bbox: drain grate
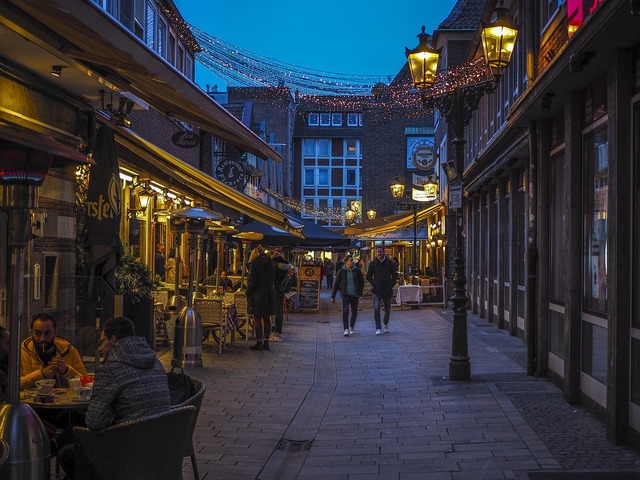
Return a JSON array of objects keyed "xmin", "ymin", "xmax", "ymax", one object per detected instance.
[{"xmin": 276, "ymin": 438, "xmax": 313, "ymax": 452}]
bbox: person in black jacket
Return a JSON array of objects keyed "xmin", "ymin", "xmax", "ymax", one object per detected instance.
[
  {"xmin": 246, "ymin": 246, "xmax": 276, "ymax": 351},
  {"xmin": 270, "ymin": 250, "xmax": 293, "ymax": 341},
  {"xmin": 366, "ymin": 247, "xmax": 398, "ymax": 335},
  {"xmin": 330, "ymin": 255, "xmax": 364, "ymax": 337}
]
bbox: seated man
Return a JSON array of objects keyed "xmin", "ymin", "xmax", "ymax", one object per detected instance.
[
  {"xmin": 58, "ymin": 316, "xmax": 171, "ymax": 479},
  {"xmin": 20, "ymin": 312, "xmax": 87, "ymax": 389}
]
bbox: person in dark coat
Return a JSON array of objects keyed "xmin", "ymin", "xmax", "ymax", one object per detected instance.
[
  {"xmin": 270, "ymin": 250, "xmax": 293, "ymax": 341},
  {"xmin": 330, "ymin": 255, "xmax": 364, "ymax": 336},
  {"xmin": 246, "ymin": 246, "xmax": 276, "ymax": 351},
  {"xmin": 366, "ymin": 246, "xmax": 398, "ymax": 335}
]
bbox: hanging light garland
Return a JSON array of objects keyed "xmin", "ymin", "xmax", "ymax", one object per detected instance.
[{"xmin": 262, "ymin": 187, "xmax": 347, "ymax": 222}]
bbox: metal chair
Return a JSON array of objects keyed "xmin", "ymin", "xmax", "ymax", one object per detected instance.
[
  {"xmin": 174, "ymin": 378, "xmax": 206, "ymax": 480},
  {"xmin": 73, "ymin": 406, "xmax": 195, "ymax": 480},
  {"xmin": 193, "ymin": 297, "xmax": 225, "ymax": 354}
]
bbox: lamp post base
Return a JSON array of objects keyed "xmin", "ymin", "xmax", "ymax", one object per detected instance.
[{"xmin": 449, "ymin": 357, "xmax": 471, "ymax": 381}]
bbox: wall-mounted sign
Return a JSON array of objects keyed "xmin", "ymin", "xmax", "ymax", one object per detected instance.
[
  {"xmin": 215, "ymin": 158, "xmax": 246, "ymax": 188},
  {"xmin": 172, "ymin": 131, "xmax": 200, "ymax": 148},
  {"xmin": 449, "ymin": 183, "xmax": 463, "ymax": 209},
  {"xmin": 406, "ymin": 137, "xmax": 436, "ymax": 171}
]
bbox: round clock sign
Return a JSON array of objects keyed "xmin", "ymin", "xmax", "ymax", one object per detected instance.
[
  {"xmin": 407, "ymin": 138, "xmax": 437, "ymax": 171},
  {"xmin": 215, "ymin": 159, "xmax": 246, "ymax": 188}
]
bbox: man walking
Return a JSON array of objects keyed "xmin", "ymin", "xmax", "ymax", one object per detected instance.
[
  {"xmin": 366, "ymin": 247, "xmax": 397, "ymax": 335},
  {"xmin": 324, "ymin": 258, "xmax": 335, "ymax": 289},
  {"xmin": 330, "ymin": 255, "xmax": 364, "ymax": 336}
]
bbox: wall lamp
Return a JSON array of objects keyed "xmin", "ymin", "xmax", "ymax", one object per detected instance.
[
  {"xmin": 50, "ymin": 66, "xmax": 63, "ymax": 77},
  {"xmin": 367, "ymin": 209, "xmax": 377, "ymax": 220}
]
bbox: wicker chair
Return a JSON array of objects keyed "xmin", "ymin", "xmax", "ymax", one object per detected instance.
[
  {"xmin": 73, "ymin": 405, "xmax": 195, "ymax": 480},
  {"xmin": 174, "ymin": 378, "xmax": 206, "ymax": 480},
  {"xmin": 233, "ymin": 292, "xmax": 252, "ymax": 339},
  {"xmin": 193, "ymin": 297, "xmax": 225, "ymax": 354},
  {"xmin": 0, "ymin": 439, "xmax": 9, "ymax": 480}
]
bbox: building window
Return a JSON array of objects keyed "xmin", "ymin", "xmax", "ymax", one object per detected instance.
[
  {"xmin": 303, "ymin": 139, "xmax": 316, "ymax": 156},
  {"xmin": 583, "ymin": 126, "xmax": 608, "ymax": 314},
  {"xmin": 347, "ymin": 113, "xmax": 358, "ymax": 126},
  {"xmin": 308, "ymin": 113, "xmax": 319, "ymax": 126},
  {"xmin": 318, "ymin": 169, "xmax": 329, "ymax": 186},
  {"xmin": 304, "ymin": 169, "xmax": 315, "ymax": 186},
  {"xmin": 346, "ymin": 169, "xmax": 356, "ymax": 186},
  {"xmin": 145, "ymin": 2, "xmax": 156, "ymax": 50},
  {"xmin": 359, "ymin": 114, "xmax": 363, "ymax": 127},
  {"xmin": 317, "ymin": 139, "xmax": 331, "ymax": 156},
  {"xmin": 541, "ymin": 0, "xmax": 562, "ymax": 33},
  {"xmin": 345, "ymin": 139, "xmax": 358, "ymax": 156},
  {"xmin": 331, "ymin": 113, "xmax": 342, "ymax": 126},
  {"xmin": 320, "ymin": 113, "xmax": 331, "ymax": 126},
  {"xmin": 157, "ymin": 18, "xmax": 167, "ymax": 58}
]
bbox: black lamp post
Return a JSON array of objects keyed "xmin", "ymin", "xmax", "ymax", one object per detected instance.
[{"xmin": 405, "ymin": 1, "xmax": 518, "ymax": 381}]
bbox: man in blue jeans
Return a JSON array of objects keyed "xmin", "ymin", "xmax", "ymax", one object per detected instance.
[
  {"xmin": 330, "ymin": 255, "xmax": 364, "ymax": 336},
  {"xmin": 366, "ymin": 247, "xmax": 398, "ymax": 335}
]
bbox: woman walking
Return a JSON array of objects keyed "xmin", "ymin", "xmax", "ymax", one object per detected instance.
[
  {"xmin": 330, "ymin": 255, "xmax": 364, "ymax": 336},
  {"xmin": 246, "ymin": 246, "xmax": 276, "ymax": 351}
]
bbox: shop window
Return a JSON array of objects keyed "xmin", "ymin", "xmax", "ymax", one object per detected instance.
[
  {"xmin": 549, "ymin": 308, "xmax": 565, "ymax": 358},
  {"xmin": 583, "ymin": 126, "xmax": 608, "ymax": 314},
  {"xmin": 581, "ymin": 321, "xmax": 607, "ymax": 384},
  {"xmin": 550, "ymin": 153, "xmax": 566, "ymax": 303},
  {"xmin": 632, "ymin": 338, "xmax": 640, "ymax": 405}
]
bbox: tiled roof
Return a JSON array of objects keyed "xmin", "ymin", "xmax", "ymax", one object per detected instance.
[{"xmin": 438, "ymin": 0, "xmax": 486, "ymax": 30}]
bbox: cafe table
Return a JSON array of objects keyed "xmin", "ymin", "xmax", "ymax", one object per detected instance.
[
  {"xmin": 21, "ymin": 388, "xmax": 91, "ymax": 410},
  {"xmin": 395, "ymin": 284, "xmax": 423, "ymax": 309}
]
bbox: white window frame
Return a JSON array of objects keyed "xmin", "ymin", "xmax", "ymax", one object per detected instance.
[
  {"xmin": 331, "ymin": 113, "xmax": 342, "ymax": 126},
  {"xmin": 308, "ymin": 113, "xmax": 319, "ymax": 126},
  {"xmin": 347, "ymin": 113, "xmax": 358, "ymax": 126},
  {"xmin": 320, "ymin": 113, "xmax": 331, "ymax": 126}
]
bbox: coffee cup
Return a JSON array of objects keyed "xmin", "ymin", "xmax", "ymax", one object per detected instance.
[
  {"xmin": 74, "ymin": 387, "xmax": 92, "ymax": 401},
  {"xmin": 68, "ymin": 377, "xmax": 81, "ymax": 389},
  {"xmin": 36, "ymin": 379, "xmax": 55, "ymax": 395}
]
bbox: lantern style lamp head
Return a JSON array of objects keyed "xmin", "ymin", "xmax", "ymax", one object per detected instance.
[
  {"xmin": 405, "ymin": 26, "xmax": 440, "ymax": 91},
  {"xmin": 367, "ymin": 209, "xmax": 377, "ymax": 220},
  {"xmin": 345, "ymin": 209, "xmax": 356, "ymax": 223},
  {"xmin": 481, "ymin": 0, "xmax": 519, "ymax": 81},
  {"xmin": 390, "ymin": 177, "xmax": 405, "ymax": 201}
]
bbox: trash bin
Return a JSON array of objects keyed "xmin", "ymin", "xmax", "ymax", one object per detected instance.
[{"xmin": 171, "ymin": 306, "xmax": 203, "ymax": 368}]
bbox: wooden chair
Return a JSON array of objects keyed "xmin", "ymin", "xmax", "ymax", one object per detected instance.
[
  {"xmin": 73, "ymin": 406, "xmax": 195, "ymax": 480},
  {"xmin": 193, "ymin": 297, "xmax": 225, "ymax": 354},
  {"xmin": 174, "ymin": 378, "xmax": 206, "ymax": 480}
]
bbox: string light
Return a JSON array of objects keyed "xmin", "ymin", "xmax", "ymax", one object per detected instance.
[
  {"xmin": 262, "ymin": 187, "xmax": 347, "ymax": 222},
  {"xmin": 161, "ymin": 8, "xmax": 202, "ymax": 54}
]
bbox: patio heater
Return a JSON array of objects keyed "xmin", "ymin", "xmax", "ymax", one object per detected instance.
[
  {"xmin": 0, "ymin": 143, "xmax": 90, "ymax": 478},
  {"xmin": 165, "ymin": 218, "xmax": 186, "ymax": 344},
  {"xmin": 170, "ymin": 206, "xmax": 222, "ymax": 368}
]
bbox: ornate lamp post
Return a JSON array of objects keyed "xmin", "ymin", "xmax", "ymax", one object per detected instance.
[{"xmin": 405, "ymin": 1, "xmax": 518, "ymax": 380}]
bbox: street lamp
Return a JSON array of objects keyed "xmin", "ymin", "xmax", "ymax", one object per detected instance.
[
  {"xmin": 406, "ymin": 0, "xmax": 518, "ymax": 381},
  {"xmin": 367, "ymin": 209, "xmax": 377, "ymax": 220}
]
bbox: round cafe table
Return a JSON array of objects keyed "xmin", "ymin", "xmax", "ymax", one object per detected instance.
[{"xmin": 21, "ymin": 388, "xmax": 90, "ymax": 410}]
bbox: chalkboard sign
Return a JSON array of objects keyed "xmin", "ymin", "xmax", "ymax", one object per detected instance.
[{"xmin": 298, "ymin": 266, "xmax": 320, "ymax": 312}]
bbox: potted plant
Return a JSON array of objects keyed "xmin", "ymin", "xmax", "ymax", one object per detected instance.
[{"xmin": 115, "ymin": 254, "xmax": 162, "ymax": 346}]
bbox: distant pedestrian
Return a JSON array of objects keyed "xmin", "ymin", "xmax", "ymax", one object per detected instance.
[
  {"xmin": 331, "ymin": 255, "xmax": 364, "ymax": 336},
  {"xmin": 155, "ymin": 243, "xmax": 166, "ymax": 280},
  {"xmin": 246, "ymin": 246, "xmax": 276, "ymax": 351},
  {"xmin": 366, "ymin": 247, "xmax": 397, "ymax": 335},
  {"xmin": 324, "ymin": 258, "xmax": 335, "ymax": 289}
]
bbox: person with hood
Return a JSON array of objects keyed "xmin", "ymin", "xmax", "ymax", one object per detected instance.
[
  {"xmin": 246, "ymin": 245, "xmax": 276, "ymax": 351},
  {"xmin": 366, "ymin": 247, "xmax": 398, "ymax": 335},
  {"xmin": 58, "ymin": 316, "xmax": 171, "ymax": 479},
  {"xmin": 270, "ymin": 250, "xmax": 293, "ymax": 341},
  {"xmin": 330, "ymin": 255, "xmax": 364, "ymax": 336},
  {"xmin": 20, "ymin": 312, "xmax": 87, "ymax": 389}
]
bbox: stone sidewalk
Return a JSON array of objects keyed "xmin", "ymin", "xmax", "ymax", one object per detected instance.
[{"xmin": 160, "ymin": 289, "xmax": 640, "ymax": 480}]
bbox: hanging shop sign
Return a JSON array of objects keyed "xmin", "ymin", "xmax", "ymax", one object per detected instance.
[
  {"xmin": 215, "ymin": 159, "xmax": 246, "ymax": 188},
  {"xmin": 172, "ymin": 131, "xmax": 200, "ymax": 148},
  {"xmin": 406, "ymin": 137, "xmax": 437, "ymax": 171}
]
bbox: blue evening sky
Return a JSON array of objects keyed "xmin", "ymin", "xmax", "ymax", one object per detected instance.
[{"xmin": 174, "ymin": 0, "xmax": 458, "ymax": 92}]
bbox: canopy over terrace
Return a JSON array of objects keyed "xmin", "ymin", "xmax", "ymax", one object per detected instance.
[
  {"xmin": 235, "ymin": 214, "xmax": 350, "ymax": 248},
  {"xmin": 102, "ymin": 117, "xmax": 303, "ymax": 236},
  {"xmin": 344, "ymin": 202, "xmax": 444, "ymax": 237}
]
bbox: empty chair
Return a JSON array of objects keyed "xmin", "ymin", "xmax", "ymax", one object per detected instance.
[
  {"xmin": 73, "ymin": 405, "xmax": 195, "ymax": 480},
  {"xmin": 233, "ymin": 291, "xmax": 252, "ymax": 339},
  {"xmin": 193, "ymin": 297, "xmax": 225, "ymax": 353},
  {"xmin": 174, "ymin": 377, "xmax": 206, "ymax": 480}
]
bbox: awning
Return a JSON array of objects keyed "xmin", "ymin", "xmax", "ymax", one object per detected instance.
[
  {"xmin": 7, "ymin": 0, "xmax": 283, "ymax": 162},
  {"xmin": 355, "ymin": 226, "xmax": 430, "ymax": 241},
  {"xmin": 345, "ymin": 203, "xmax": 444, "ymax": 237},
  {"xmin": 100, "ymin": 119, "xmax": 303, "ymax": 236}
]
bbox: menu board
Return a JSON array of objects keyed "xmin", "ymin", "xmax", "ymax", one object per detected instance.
[{"xmin": 298, "ymin": 266, "xmax": 321, "ymax": 312}]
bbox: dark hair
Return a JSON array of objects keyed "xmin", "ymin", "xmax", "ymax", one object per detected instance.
[
  {"xmin": 31, "ymin": 312, "xmax": 56, "ymax": 330},
  {"xmin": 103, "ymin": 316, "xmax": 136, "ymax": 340},
  {"xmin": 343, "ymin": 255, "xmax": 353, "ymax": 262}
]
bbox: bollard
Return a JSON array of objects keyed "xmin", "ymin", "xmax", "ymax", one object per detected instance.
[
  {"xmin": 0, "ymin": 404, "xmax": 50, "ymax": 479},
  {"xmin": 171, "ymin": 306, "xmax": 203, "ymax": 368}
]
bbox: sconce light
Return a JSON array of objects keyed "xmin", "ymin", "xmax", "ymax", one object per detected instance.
[
  {"xmin": 389, "ymin": 176, "xmax": 405, "ymax": 201},
  {"xmin": 569, "ymin": 51, "xmax": 595, "ymax": 73},
  {"xmin": 367, "ymin": 209, "xmax": 377, "ymax": 220},
  {"xmin": 50, "ymin": 66, "xmax": 63, "ymax": 77},
  {"xmin": 345, "ymin": 209, "xmax": 356, "ymax": 222}
]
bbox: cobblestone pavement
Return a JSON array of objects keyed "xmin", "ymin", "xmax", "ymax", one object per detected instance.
[{"xmin": 158, "ymin": 289, "xmax": 640, "ymax": 480}]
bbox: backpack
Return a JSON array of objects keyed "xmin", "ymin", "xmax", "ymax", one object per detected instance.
[{"xmin": 167, "ymin": 367, "xmax": 192, "ymax": 405}]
